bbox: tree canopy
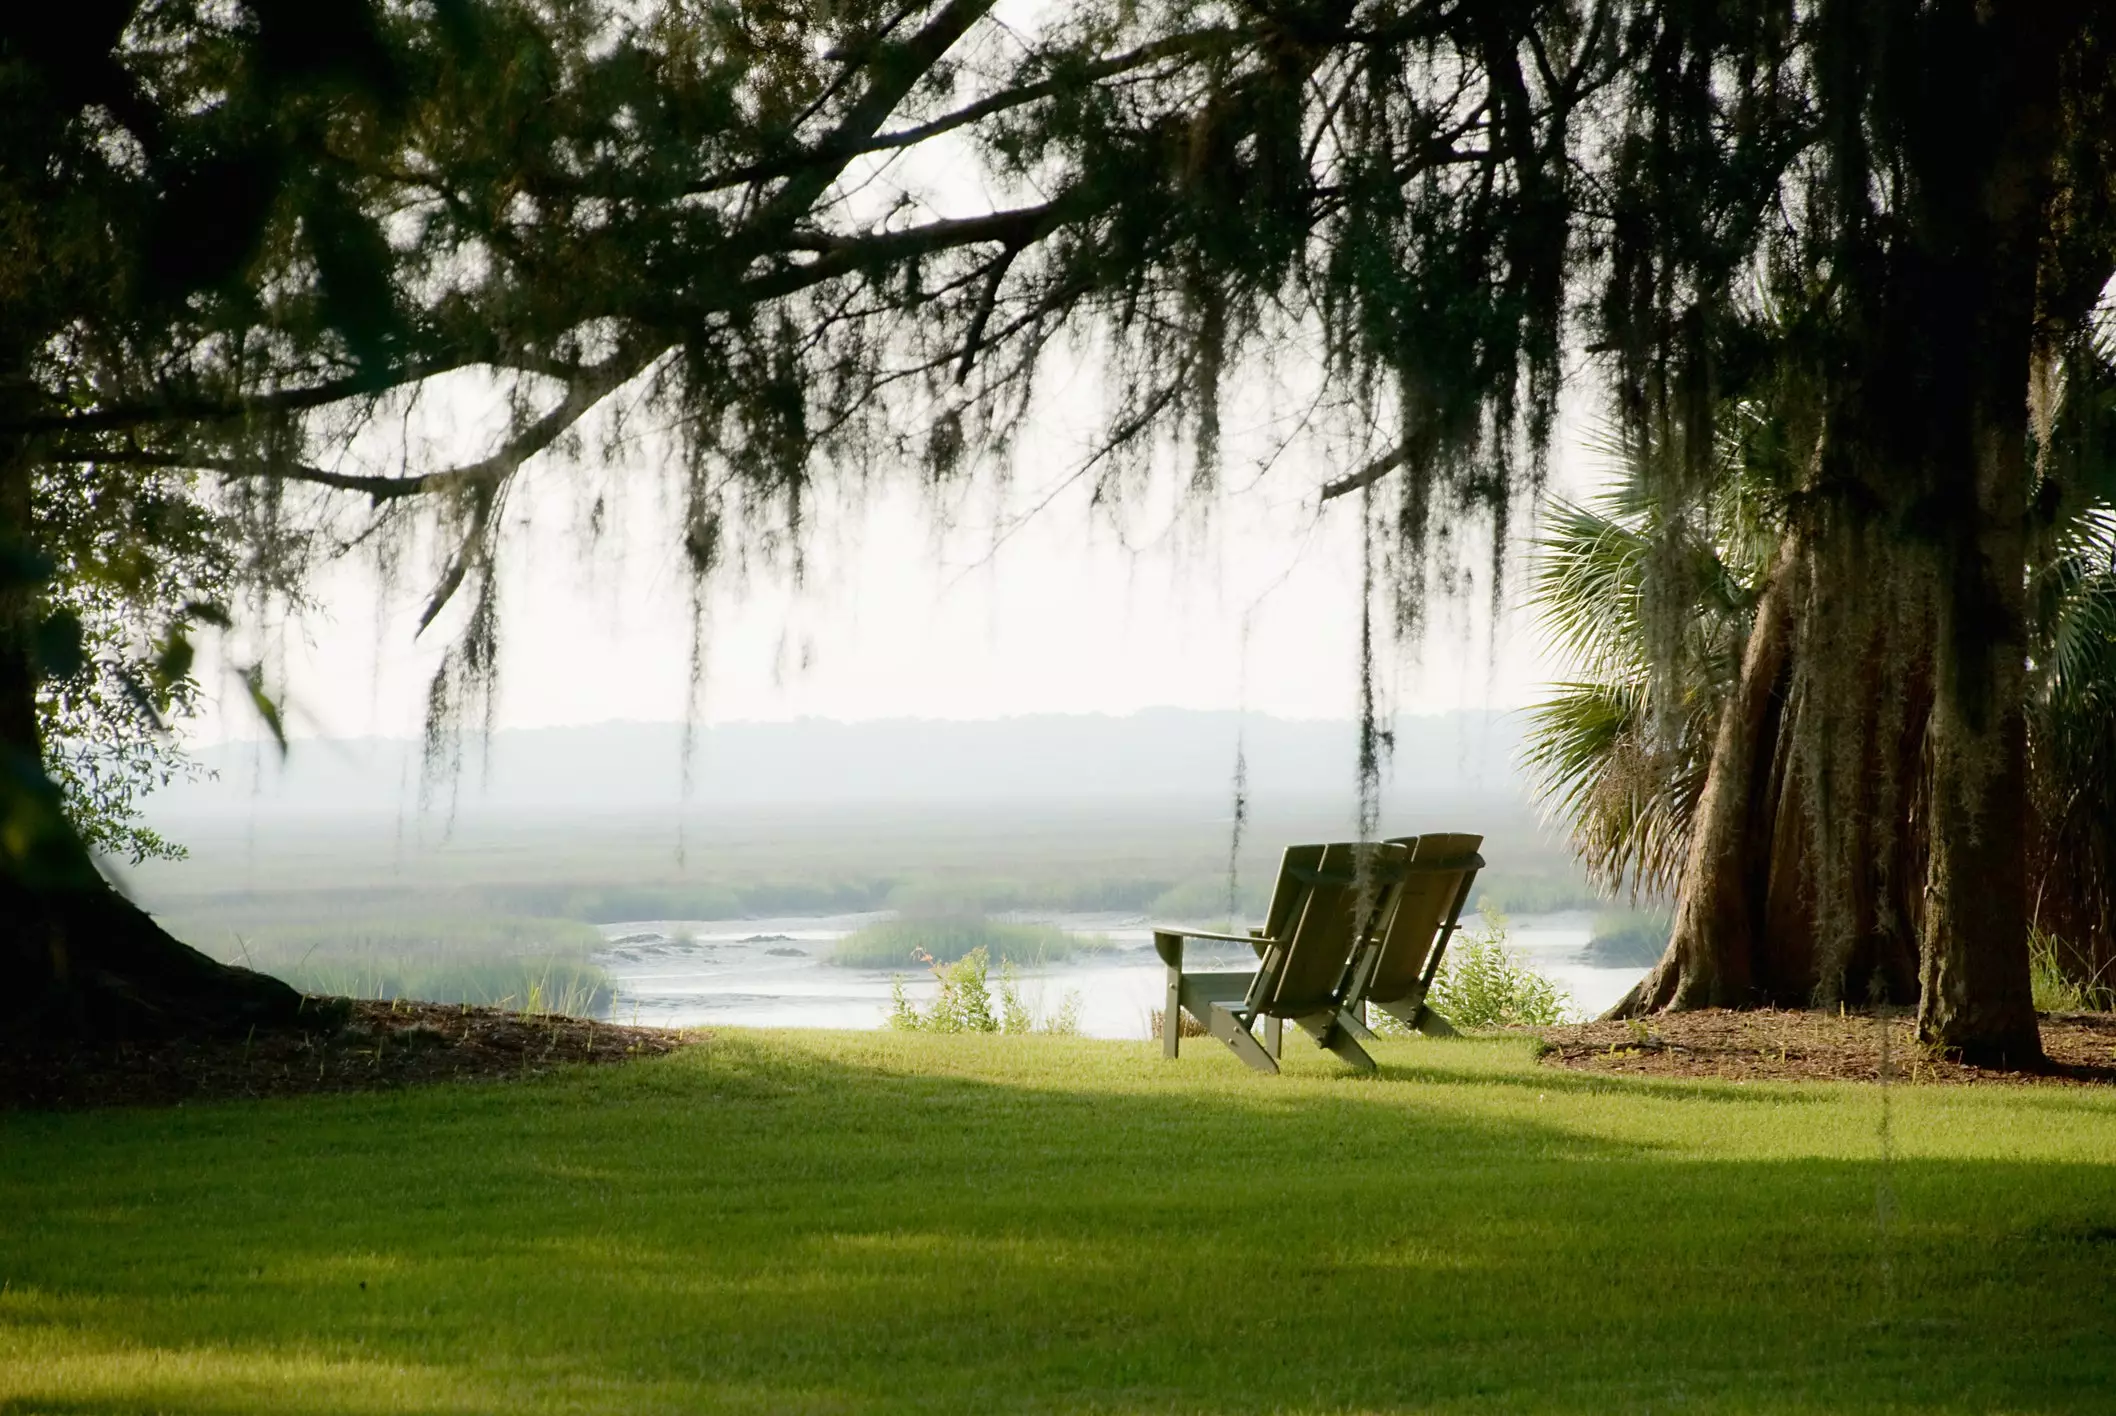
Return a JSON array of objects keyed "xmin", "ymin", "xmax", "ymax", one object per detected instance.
[{"xmin": 4, "ymin": 0, "xmax": 2114, "ymax": 1054}]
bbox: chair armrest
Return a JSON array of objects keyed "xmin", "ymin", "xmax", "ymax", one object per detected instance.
[
  {"xmin": 1157, "ymin": 926, "xmax": 1270, "ymax": 946},
  {"xmin": 1152, "ymin": 926, "xmax": 1277, "ymax": 967}
]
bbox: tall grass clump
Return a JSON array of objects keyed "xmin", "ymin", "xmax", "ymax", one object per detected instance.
[
  {"xmin": 887, "ymin": 948, "xmax": 1083, "ymax": 1034},
  {"xmin": 286, "ymin": 957, "xmax": 614, "ymax": 1017},
  {"xmin": 835, "ymin": 914, "xmax": 1110, "ymax": 968},
  {"xmin": 2029, "ymin": 927, "xmax": 2114, "ymax": 1013}
]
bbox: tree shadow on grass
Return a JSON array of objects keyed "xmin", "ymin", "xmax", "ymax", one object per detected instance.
[
  {"xmin": 1372, "ymin": 1053, "xmax": 1837, "ymax": 1105},
  {"xmin": 2, "ymin": 1034, "xmax": 2115, "ymax": 1414}
]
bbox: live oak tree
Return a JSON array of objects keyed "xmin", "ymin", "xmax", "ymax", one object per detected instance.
[
  {"xmin": 2, "ymin": 0, "xmax": 1595, "ymax": 1040},
  {"xmin": 1525, "ymin": 341, "xmax": 2116, "ymax": 1014},
  {"xmin": 6, "ymin": 1, "xmax": 2111, "ymax": 1063},
  {"xmin": 1563, "ymin": 2, "xmax": 2116, "ymax": 1064}
]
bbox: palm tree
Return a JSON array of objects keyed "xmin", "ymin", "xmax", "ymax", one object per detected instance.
[{"xmin": 1521, "ymin": 413, "xmax": 1780, "ymax": 899}]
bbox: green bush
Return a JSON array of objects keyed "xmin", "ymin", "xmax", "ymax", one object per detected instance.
[
  {"xmin": 887, "ymin": 948, "xmax": 1084, "ymax": 1034},
  {"xmin": 1423, "ymin": 906, "xmax": 1573, "ymax": 1029},
  {"xmin": 834, "ymin": 914, "xmax": 1111, "ymax": 968},
  {"xmin": 887, "ymin": 947, "xmax": 998, "ymax": 1033}
]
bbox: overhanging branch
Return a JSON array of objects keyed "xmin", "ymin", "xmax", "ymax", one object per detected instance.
[{"xmin": 1320, "ymin": 440, "xmax": 1412, "ymax": 501}]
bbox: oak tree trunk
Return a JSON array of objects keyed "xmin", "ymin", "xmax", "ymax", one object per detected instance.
[
  {"xmin": 1, "ymin": 434, "xmax": 303, "ymax": 1045},
  {"xmin": 1612, "ymin": 527, "xmax": 1929, "ymax": 1016},
  {"xmin": 1903, "ymin": 0, "xmax": 2054, "ymax": 1063},
  {"xmin": 1617, "ymin": 0, "xmax": 2057, "ymax": 1063}
]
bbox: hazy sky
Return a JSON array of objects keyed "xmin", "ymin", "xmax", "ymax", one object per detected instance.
[
  {"xmin": 172, "ymin": 11, "xmax": 1622, "ymax": 747},
  {"xmin": 190, "ymin": 358, "xmax": 1609, "ymax": 745}
]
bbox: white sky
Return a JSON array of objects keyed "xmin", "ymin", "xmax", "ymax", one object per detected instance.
[{"xmin": 190, "ymin": 367, "xmax": 1605, "ymax": 745}]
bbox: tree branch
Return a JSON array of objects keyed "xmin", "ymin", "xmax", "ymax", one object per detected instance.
[
  {"xmin": 1320, "ymin": 440, "xmax": 1414, "ymax": 501},
  {"xmin": 689, "ymin": 29, "xmax": 1239, "ymax": 198},
  {"xmin": 46, "ymin": 446, "xmax": 452, "ymax": 502},
  {"xmin": 8, "ymin": 356, "xmax": 484, "ymax": 438}
]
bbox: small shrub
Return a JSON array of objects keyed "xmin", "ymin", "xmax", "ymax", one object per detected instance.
[
  {"xmin": 1044, "ymin": 990, "xmax": 1084, "ymax": 1037},
  {"xmin": 888, "ymin": 947, "xmax": 998, "ymax": 1032},
  {"xmin": 997, "ymin": 964, "xmax": 1035, "ymax": 1035},
  {"xmin": 888, "ymin": 951, "xmax": 1085, "ymax": 1034},
  {"xmin": 1424, "ymin": 906, "xmax": 1574, "ymax": 1029}
]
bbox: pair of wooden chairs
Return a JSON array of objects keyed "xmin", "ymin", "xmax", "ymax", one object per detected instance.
[{"xmin": 1153, "ymin": 834, "xmax": 1484, "ymax": 1075}]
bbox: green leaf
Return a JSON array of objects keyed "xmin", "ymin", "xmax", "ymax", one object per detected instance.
[{"xmin": 154, "ymin": 629, "xmax": 196, "ymax": 690}]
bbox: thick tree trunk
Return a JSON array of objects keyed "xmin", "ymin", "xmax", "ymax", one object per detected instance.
[
  {"xmin": 1905, "ymin": 0, "xmax": 2056, "ymax": 1063},
  {"xmin": 1617, "ymin": 2, "xmax": 2061, "ymax": 1060},
  {"xmin": 1615, "ymin": 540, "xmax": 1795, "ymax": 1012},
  {"xmin": 1, "ymin": 437, "xmax": 303, "ymax": 1044},
  {"xmin": 1611, "ymin": 528, "xmax": 1929, "ymax": 1017}
]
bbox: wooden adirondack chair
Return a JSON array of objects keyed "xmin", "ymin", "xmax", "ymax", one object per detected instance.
[
  {"xmin": 1342, "ymin": 833, "xmax": 1484, "ymax": 1038},
  {"xmin": 1153, "ymin": 840, "xmax": 1409, "ymax": 1075}
]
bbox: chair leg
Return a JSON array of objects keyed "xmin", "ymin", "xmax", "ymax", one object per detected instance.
[
  {"xmin": 1375, "ymin": 996, "xmax": 1460, "ymax": 1038},
  {"xmin": 1337, "ymin": 1008, "xmax": 1379, "ymax": 1043},
  {"xmin": 1163, "ymin": 966, "xmax": 1182, "ymax": 1059},
  {"xmin": 1294, "ymin": 1012, "xmax": 1376, "ymax": 1073},
  {"xmin": 1263, "ymin": 1014, "xmax": 1283, "ymax": 1060},
  {"xmin": 1208, "ymin": 1005, "xmax": 1280, "ymax": 1074},
  {"xmin": 1413, "ymin": 1006, "xmax": 1459, "ymax": 1038}
]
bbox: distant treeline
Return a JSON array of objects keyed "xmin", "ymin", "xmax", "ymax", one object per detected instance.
[{"xmin": 174, "ymin": 866, "xmax": 1610, "ymax": 929}]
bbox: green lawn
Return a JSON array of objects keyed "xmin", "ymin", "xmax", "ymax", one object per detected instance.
[{"xmin": 4, "ymin": 1032, "xmax": 2114, "ymax": 1414}]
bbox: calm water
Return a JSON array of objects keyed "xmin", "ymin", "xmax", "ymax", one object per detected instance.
[{"xmin": 596, "ymin": 910, "xmax": 1645, "ymax": 1037}]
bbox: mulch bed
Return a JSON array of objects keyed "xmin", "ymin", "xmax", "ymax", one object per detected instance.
[
  {"xmin": 0, "ymin": 998, "xmax": 696, "ymax": 1111},
  {"xmin": 1535, "ymin": 1008, "xmax": 2116, "ymax": 1086}
]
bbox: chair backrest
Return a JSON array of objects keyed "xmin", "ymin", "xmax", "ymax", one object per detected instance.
[
  {"xmin": 1358, "ymin": 833, "xmax": 1484, "ymax": 1006},
  {"xmin": 1258, "ymin": 843, "xmax": 1325, "ymax": 943},
  {"xmin": 1249, "ymin": 841, "xmax": 1409, "ymax": 1017}
]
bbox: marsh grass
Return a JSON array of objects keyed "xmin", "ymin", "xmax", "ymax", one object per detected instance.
[
  {"xmin": 832, "ymin": 914, "xmax": 1114, "ymax": 968},
  {"xmin": 287, "ymin": 957, "xmax": 613, "ymax": 1017},
  {"xmin": 1584, "ymin": 908, "xmax": 1673, "ymax": 966},
  {"xmin": 183, "ymin": 914, "xmax": 614, "ymax": 1016}
]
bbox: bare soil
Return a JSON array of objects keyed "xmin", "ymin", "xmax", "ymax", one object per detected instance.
[
  {"xmin": 1535, "ymin": 1008, "xmax": 2116, "ymax": 1086},
  {"xmin": 0, "ymin": 998, "xmax": 694, "ymax": 1111}
]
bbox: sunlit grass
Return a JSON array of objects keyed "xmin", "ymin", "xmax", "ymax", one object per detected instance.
[{"xmin": 4, "ymin": 1032, "xmax": 2114, "ymax": 1413}]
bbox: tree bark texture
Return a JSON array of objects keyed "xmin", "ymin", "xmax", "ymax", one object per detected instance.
[
  {"xmin": 1902, "ymin": 0, "xmax": 2055, "ymax": 1063},
  {"xmin": 1618, "ymin": 2, "xmax": 2061, "ymax": 1062},
  {"xmin": 1611, "ymin": 529, "xmax": 1929, "ymax": 1016},
  {"xmin": 0, "ymin": 435, "xmax": 303, "ymax": 1043}
]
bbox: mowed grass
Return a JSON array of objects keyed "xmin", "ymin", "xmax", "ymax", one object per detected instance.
[{"xmin": 4, "ymin": 1033, "xmax": 2115, "ymax": 1414}]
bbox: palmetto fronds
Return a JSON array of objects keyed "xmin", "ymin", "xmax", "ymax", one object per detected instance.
[
  {"xmin": 1522, "ymin": 422, "xmax": 1776, "ymax": 899},
  {"xmin": 2025, "ymin": 326, "xmax": 2116, "ymax": 988}
]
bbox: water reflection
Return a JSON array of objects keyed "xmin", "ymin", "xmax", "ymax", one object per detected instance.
[{"xmin": 598, "ymin": 910, "xmax": 1647, "ymax": 1036}]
